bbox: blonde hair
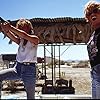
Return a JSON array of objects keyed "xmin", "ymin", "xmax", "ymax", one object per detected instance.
[
  {"xmin": 84, "ymin": 0, "xmax": 100, "ymax": 22},
  {"xmin": 16, "ymin": 18, "xmax": 34, "ymax": 34},
  {"xmin": 16, "ymin": 18, "xmax": 34, "ymax": 46}
]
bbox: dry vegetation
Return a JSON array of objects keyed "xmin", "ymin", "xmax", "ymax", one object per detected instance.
[
  {"xmin": 37, "ymin": 60, "xmax": 91, "ymax": 95},
  {"xmin": 2, "ymin": 60, "xmax": 91, "ymax": 95}
]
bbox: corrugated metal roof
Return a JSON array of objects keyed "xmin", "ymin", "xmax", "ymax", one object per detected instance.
[
  {"xmin": 29, "ymin": 17, "xmax": 86, "ymax": 23},
  {"xmin": 10, "ymin": 17, "xmax": 87, "ymax": 26}
]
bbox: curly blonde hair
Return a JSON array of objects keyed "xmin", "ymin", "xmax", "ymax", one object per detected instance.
[{"xmin": 84, "ymin": 0, "xmax": 100, "ymax": 22}]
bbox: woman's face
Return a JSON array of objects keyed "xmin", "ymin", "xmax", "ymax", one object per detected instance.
[
  {"xmin": 17, "ymin": 19, "xmax": 32, "ymax": 34},
  {"xmin": 19, "ymin": 24, "xmax": 31, "ymax": 34},
  {"xmin": 87, "ymin": 9, "xmax": 100, "ymax": 29}
]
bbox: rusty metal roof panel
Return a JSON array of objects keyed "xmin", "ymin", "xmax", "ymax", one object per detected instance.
[{"xmin": 1, "ymin": 17, "xmax": 91, "ymax": 44}]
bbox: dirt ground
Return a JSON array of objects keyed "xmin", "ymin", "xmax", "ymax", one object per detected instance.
[
  {"xmin": 1, "ymin": 66, "xmax": 91, "ymax": 99},
  {"xmin": 1, "ymin": 65, "xmax": 91, "ymax": 99},
  {"xmin": 63, "ymin": 67, "xmax": 91, "ymax": 95},
  {"xmin": 38, "ymin": 66, "xmax": 92, "ymax": 95}
]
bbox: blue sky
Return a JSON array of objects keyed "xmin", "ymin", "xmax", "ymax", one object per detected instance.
[{"xmin": 0, "ymin": 0, "xmax": 97, "ymax": 61}]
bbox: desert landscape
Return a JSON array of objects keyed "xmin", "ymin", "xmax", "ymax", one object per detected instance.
[
  {"xmin": 37, "ymin": 65, "xmax": 91, "ymax": 95},
  {"xmin": 0, "ymin": 59, "xmax": 92, "ymax": 99},
  {"xmin": 1, "ymin": 65, "xmax": 92, "ymax": 99}
]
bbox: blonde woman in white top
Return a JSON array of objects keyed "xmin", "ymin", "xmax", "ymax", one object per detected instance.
[{"xmin": 0, "ymin": 18, "xmax": 39, "ymax": 99}]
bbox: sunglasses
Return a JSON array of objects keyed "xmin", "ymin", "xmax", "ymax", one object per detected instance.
[{"xmin": 86, "ymin": 8, "xmax": 100, "ymax": 16}]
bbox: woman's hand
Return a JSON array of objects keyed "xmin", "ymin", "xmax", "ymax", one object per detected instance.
[
  {"xmin": 0, "ymin": 26, "xmax": 2, "ymax": 32},
  {"xmin": 0, "ymin": 22, "xmax": 11, "ymax": 33}
]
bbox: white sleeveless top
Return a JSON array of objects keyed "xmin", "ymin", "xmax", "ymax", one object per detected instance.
[{"xmin": 16, "ymin": 39, "xmax": 38, "ymax": 63}]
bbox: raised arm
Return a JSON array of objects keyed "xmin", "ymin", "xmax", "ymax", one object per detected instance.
[
  {"xmin": 0, "ymin": 19, "xmax": 39, "ymax": 45},
  {"xmin": 10, "ymin": 25, "xmax": 39, "ymax": 45}
]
